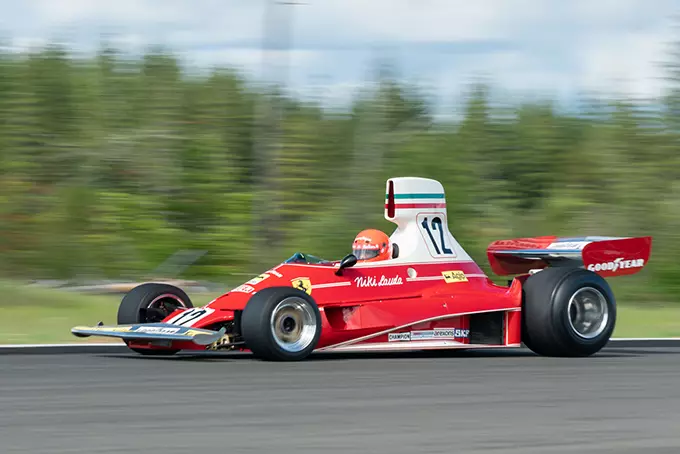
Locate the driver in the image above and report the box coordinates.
[352,229,392,262]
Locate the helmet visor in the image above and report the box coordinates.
[353,244,380,260]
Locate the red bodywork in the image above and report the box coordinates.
[127,259,523,353]
[127,234,652,354]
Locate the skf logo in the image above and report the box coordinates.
[587,258,644,272]
[291,277,312,295]
[442,270,467,283]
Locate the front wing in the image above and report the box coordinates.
[71,323,226,346]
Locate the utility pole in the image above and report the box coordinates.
[251,0,305,271]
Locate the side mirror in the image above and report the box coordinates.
[335,254,357,276]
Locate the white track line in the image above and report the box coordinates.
[0,342,124,348]
[610,337,680,341]
[1,337,679,350]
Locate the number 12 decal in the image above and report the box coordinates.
[420,215,453,255]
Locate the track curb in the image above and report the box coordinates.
[1,338,680,355]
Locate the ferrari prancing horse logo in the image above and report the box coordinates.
[291,277,312,295]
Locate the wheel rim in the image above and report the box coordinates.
[144,294,187,323]
[270,297,317,353]
[567,287,609,339]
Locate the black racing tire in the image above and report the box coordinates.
[241,287,322,361]
[117,283,194,356]
[522,267,616,357]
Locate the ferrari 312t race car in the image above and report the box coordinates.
[72,177,653,361]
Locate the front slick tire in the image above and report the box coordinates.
[522,267,616,357]
[241,287,322,361]
[117,283,193,356]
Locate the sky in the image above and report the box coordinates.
[1,0,679,115]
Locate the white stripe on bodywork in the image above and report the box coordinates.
[274,260,480,270]
[355,260,478,269]
[311,282,352,290]
[406,273,487,282]
[320,341,521,353]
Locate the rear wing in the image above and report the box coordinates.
[486,236,652,277]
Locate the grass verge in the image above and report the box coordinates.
[0,280,678,344]
[0,281,221,345]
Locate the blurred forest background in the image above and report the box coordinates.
[1,30,680,304]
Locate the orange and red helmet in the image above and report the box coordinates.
[352,229,392,262]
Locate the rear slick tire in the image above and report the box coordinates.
[241,287,322,361]
[522,267,616,357]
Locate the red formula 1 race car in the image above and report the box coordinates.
[72,177,653,361]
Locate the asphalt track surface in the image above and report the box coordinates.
[3,345,680,454]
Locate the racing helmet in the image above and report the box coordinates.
[352,229,392,262]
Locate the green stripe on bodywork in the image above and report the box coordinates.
[386,193,445,199]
